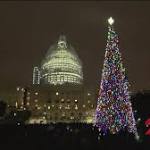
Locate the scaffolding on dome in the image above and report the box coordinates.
[40,35,83,85]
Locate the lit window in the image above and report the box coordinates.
[65,105,70,109]
[64,76,67,81]
[60,76,64,82]
[87,93,91,96]
[37,106,41,110]
[34,99,38,103]
[61,98,64,102]
[35,92,38,95]
[16,87,20,91]
[74,99,78,103]
[27,102,30,106]
[83,104,86,108]
[27,97,30,100]
[59,105,62,109]
[75,105,78,110]
[48,106,50,110]
[43,112,47,115]
[15,102,18,108]
[70,116,74,120]
[56,92,59,96]
[88,100,91,104]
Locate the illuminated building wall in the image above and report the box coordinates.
[23,35,95,123]
[33,67,40,84]
[15,85,97,123]
[40,35,83,85]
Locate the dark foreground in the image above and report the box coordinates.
[0,123,149,150]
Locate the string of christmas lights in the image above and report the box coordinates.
[94,17,137,136]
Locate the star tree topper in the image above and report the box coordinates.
[108,17,114,25]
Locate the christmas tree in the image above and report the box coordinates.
[95,17,137,135]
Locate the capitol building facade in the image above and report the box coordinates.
[15,35,97,124]
[33,35,83,85]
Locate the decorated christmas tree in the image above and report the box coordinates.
[95,17,137,136]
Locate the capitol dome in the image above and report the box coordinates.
[40,35,83,85]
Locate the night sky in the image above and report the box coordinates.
[0,1,150,91]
